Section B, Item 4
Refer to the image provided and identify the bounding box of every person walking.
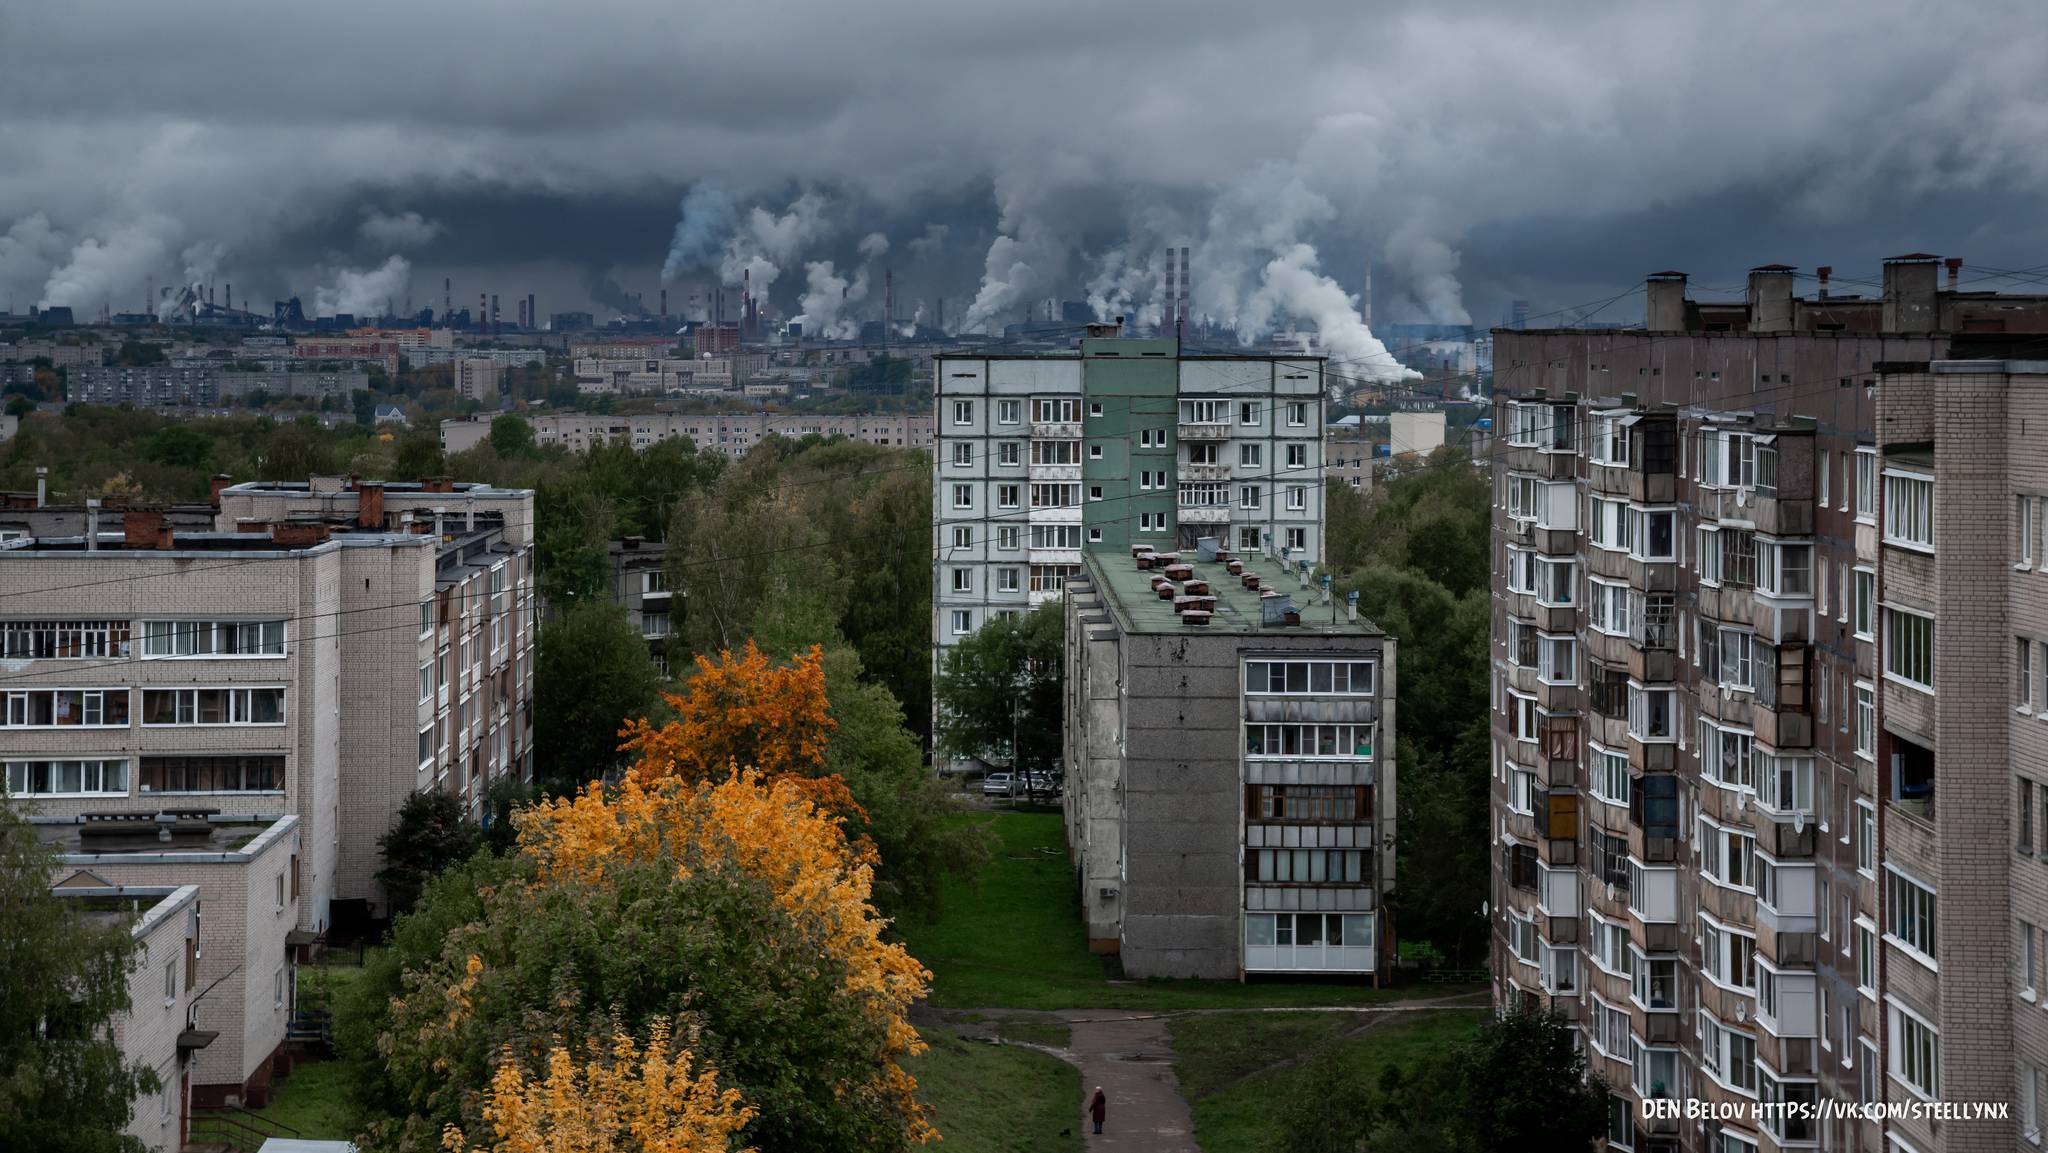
[1087,1086,1107,1135]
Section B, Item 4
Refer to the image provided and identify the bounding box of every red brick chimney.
[123,510,165,549]
[270,521,332,547]
[357,483,385,530]
[209,474,233,508]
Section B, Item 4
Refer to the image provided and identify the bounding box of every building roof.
[37,811,297,862]
[1082,547,1381,637]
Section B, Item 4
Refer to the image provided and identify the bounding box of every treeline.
[1322,450,1492,966]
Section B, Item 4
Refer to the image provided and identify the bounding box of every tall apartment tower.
[1487,260,2048,1153]
[932,329,1327,699]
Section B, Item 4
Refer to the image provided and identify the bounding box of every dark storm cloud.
[3,0,2046,344]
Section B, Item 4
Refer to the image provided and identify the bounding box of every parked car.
[980,772,1015,796]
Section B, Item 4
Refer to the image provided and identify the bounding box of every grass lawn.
[909,1027,1083,1153]
[899,810,1467,1011]
[253,1058,356,1140]
[1170,1009,1485,1153]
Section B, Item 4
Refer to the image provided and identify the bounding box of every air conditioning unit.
[1516,520,1536,540]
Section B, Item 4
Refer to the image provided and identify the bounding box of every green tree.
[373,789,481,919]
[143,424,213,470]
[1442,1005,1607,1153]
[394,428,443,478]
[351,388,376,427]
[113,341,164,367]
[532,602,666,790]
[1270,1049,1379,1153]
[5,393,33,417]
[933,603,1063,774]
[488,413,534,457]
[0,804,159,1153]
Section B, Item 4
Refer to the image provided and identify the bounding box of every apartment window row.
[1,688,130,728]
[1029,565,1080,593]
[1697,427,1756,490]
[1697,526,1757,588]
[1247,912,1371,948]
[0,619,132,660]
[141,687,285,727]
[141,619,286,658]
[1244,723,1375,759]
[1504,401,1573,450]
[1250,847,1366,884]
[140,755,286,794]
[5,758,130,796]
[1251,784,1368,822]
[1243,659,1375,696]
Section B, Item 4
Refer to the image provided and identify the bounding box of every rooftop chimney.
[1944,256,1963,291]
[35,466,47,509]
[85,499,100,551]
[209,473,232,508]
[270,521,332,547]
[122,509,166,549]
[1816,266,1833,301]
[356,482,385,530]
[1882,254,1940,333]
[1645,271,1689,331]
[1746,265,1796,333]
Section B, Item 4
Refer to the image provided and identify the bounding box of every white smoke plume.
[1238,245,1413,382]
[857,231,890,260]
[40,216,176,309]
[0,214,67,310]
[793,258,871,339]
[907,224,949,258]
[1384,218,1469,325]
[358,209,444,250]
[714,190,831,310]
[314,254,410,318]
[661,181,738,282]
[1085,244,1170,330]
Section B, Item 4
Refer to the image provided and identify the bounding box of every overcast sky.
[3,0,2045,353]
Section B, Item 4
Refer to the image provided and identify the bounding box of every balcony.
[1179,462,1231,482]
[1025,463,1082,482]
[1180,506,1231,525]
[1030,420,1082,439]
[1178,421,1230,441]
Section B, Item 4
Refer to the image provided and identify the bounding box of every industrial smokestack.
[527,293,535,331]
[937,296,945,332]
[1164,251,1177,335]
[479,293,487,330]
[660,288,668,320]
[1362,258,1373,328]
[490,293,500,335]
[225,284,231,314]
[444,277,453,322]
[35,466,47,509]
[1178,247,1190,335]
[884,269,894,330]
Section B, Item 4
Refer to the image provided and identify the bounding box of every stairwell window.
[2022,495,2037,568]
[952,400,974,425]
[1883,470,1934,549]
[1884,607,1935,691]
[1854,449,1877,523]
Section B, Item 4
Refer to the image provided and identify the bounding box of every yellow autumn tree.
[441,1019,754,1153]
[620,641,861,822]
[511,772,934,1144]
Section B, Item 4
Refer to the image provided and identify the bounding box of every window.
[1627,507,1676,561]
[1239,402,1261,426]
[1627,682,1675,742]
[1250,847,1365,883]
[1886,867,1938,962]
[1239,484,1263,509]
[1700,1011,1759,1095]
[418,725,434,768]
[1239,443,1263,468]
[2023,495,2038,567]
[951,526,973,550]
[4,759,129,796]
[1253,784,1366,821]
[1179,482,1229,508]
[1028,564,1080,593]
[1630,948,1679,1009]
[1699,819,1755,890]
[1286,443,1307,469]
[1029,439,1080,465]
[1589,496,1628,551]
[1030,483,1080,508]
[1507,691,1537,742]
[1539,636,1576,685]
[1286,401,1308,427]
[950,442,972,466]
[1852,568,1875,638]
[997,399,1020,424]
[1534,558,1575,606]
[2027,640,2040,712]
[0,619,132,659]
[1756,750,1813,816]
[1883,470,1934,548]
[996,484,1019,509]
[1245,723,1375,758]
[1030,524,1081,549]
[1699,722,1753,791]
[2023,920,2040,1000]
[1588,579,1631,636]
[1238,527,1260,551]
[1632,1040,1678,1100]
[1718,628,1754,690]
[1090,402,1103,417]
[997,525,1020,550]
[1857,801,1876,872]
[997,441,1020,466]
[1286,486,1306,511]
[141,619,285,658]
[1700,916,1756,991]
[2025,1061,2044,1145]
[1884,607,1935,689]
[1180,399,1226,424]
[950,568,972,594]
[951,484,973,510]
[1888,1002,1939,1100]
[952,400,974,425]
[0,688,130,727]
[1855,449,1877,522]
[139,755,285,793]
[1592,746,1631,806]
[1245,660,1376,695]
[1820,449,1831,506]
[1589,413,1631,466]
[1756,539,1811,596]
[141,687,285,726]
[2026,778,2039,854]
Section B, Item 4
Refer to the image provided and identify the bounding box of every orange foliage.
[440,1018,755,1153]
[622,641,835,786]
[512,772,933,1143]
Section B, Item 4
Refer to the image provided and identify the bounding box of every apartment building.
[453,358,505,403]
[1063,542,1394,979]
[0,477,535,928]
[1486,259,2048,1153]
[438,410,935,458]
[51,881,202,1151]
[608,536,673,673]
[46,813,301,1109]
[932,329,1327,669]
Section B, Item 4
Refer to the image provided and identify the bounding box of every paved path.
[1059,1012,1202,1152]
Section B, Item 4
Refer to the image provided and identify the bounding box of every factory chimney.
[884,269,894,331]
[479,293,487,331]
[444,277,453,322]
[527,293,535,331]
[1177,247,1190,336]
[937,297,945,332]
[490,294,500,335]
[1163,251,1177,335]
[225,284,232,315]
[660,288,668,321]
[743,268,753,340]
[1362,258,1373,328]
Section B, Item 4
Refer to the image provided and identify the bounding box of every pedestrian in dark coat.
[1088,1086,1108,1135]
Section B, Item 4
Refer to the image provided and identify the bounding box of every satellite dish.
[1735,1003,1748,1023]
[1792,811,1806,834]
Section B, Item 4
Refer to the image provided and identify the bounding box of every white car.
[980,772,1016,796]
